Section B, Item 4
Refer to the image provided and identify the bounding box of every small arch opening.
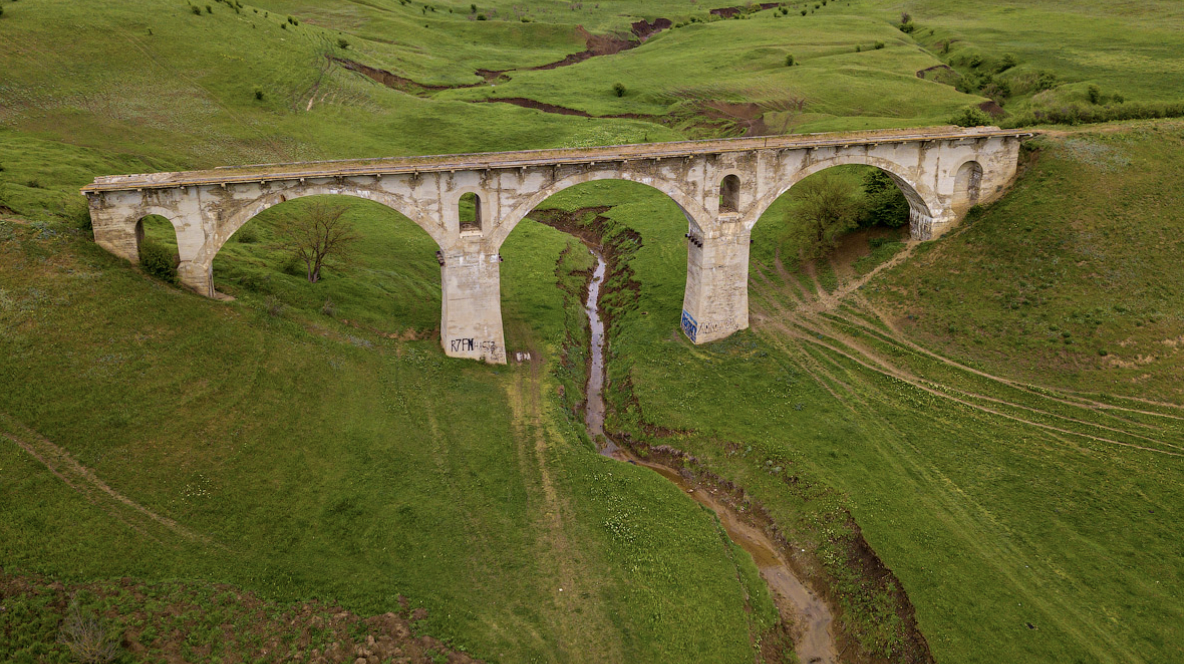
[719,174,740,213]
[135,214,180,284]
[459,192,482,232]
[953,161,983,213]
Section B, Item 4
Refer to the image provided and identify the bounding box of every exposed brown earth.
[711,3,781,19]
[0,571,481,664]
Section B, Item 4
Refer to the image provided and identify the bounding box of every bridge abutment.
[440,247,507,364]
[681,225,751,344]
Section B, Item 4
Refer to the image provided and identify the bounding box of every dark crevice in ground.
[546,209,935,663]
[479,97,657,120]
[710,3,781,18]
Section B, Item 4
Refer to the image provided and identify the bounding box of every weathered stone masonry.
[82,126,1031,363]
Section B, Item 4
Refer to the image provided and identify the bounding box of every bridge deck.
[82,126,1034,193]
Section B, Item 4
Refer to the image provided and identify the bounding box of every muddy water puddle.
[580,247,838,663]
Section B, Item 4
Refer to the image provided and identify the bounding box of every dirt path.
[0,411,214,546]
[504,349,625,663]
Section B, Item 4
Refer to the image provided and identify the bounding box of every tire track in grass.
[748,299,1154,661]
[0,411,214,547]
[752,260,1184,457]
[844,294,1184,423]
[791,312,1181,449]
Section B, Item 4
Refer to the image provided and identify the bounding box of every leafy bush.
[997,54,1017,73]
[140,242,178,284]
[613,82,626,97]
[950,106,992,127]
[191,5,201,15]
[1087,84,1102,105]
[338,38,350,49]
[1001,100,1184,127]
[874,41,885,50]
[254,89,264,101]
[785,54,795,67]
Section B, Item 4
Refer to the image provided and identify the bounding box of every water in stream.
[580,246,839,664]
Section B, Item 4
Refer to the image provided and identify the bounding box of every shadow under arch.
[490,169,710,249]
[746,156,939,234]
[211,193,444,332]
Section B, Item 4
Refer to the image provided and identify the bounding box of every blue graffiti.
[681,310,698,342]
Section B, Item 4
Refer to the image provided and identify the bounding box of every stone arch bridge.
[83,126,1031,364]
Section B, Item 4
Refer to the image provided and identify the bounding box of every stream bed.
[581,246,839,664]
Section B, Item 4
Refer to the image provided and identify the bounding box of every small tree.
[58,596,121,664]
[277,202,359,283]
[859,170,910,228]
[788,173,862,261]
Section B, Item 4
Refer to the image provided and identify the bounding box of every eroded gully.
[580,246,839,664]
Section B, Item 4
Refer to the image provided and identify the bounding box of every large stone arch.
[488,168,712,249]
[746,155,941,235]
[201,184,441,267]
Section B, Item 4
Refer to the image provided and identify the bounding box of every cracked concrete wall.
[86,132,1026,363]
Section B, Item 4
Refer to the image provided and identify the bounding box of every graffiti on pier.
[699,317,738,337]
[681,310,698,342]
[450,338,499,356]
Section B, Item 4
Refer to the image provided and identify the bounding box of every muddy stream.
[580,247,839,663]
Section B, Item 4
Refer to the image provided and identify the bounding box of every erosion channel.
[579,244,840,663]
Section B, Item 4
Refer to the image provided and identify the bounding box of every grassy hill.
[2,0,1184,662]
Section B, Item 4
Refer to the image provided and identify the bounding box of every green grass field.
[2,0,1184,662]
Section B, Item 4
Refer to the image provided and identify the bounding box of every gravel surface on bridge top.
[83,126,1033,192]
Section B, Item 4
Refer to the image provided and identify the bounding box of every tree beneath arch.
[858,170,910,228]
[788,173,862,260]
[277,201,360,283]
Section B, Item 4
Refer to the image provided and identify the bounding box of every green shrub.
[254,89,264,100]
[140,242,178,284]
[476,13,486,20]
[1087,84,1102,105]
[800,9,806,15]
[613,82,626,97]
[860,170,910,228]
[874,41,885,50]
[997,54,1017,73]
[191,5,201,15]
[234,225,260,243]
[785,54,795,67]
[470,3,477,12]
[338,38,350,49]
[205,5,212,14]
[950,106,992,127]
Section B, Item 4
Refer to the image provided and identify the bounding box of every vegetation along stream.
[580,245,839,663]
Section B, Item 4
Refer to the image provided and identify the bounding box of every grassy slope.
[593,123,1184,663]
[1,203,775,663]
[3,0,1184,662]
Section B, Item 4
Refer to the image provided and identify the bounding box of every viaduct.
[82,126,1031,364]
